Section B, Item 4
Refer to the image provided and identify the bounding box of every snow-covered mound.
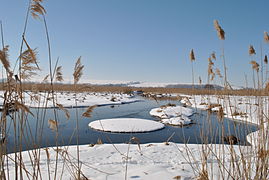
[89,118,165,133]
[161,116,192,126]
[150,105,193,118]
[150,105,194,125]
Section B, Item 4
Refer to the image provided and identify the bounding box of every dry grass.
[0,82,267,96]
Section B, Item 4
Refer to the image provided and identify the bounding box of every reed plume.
[0,45,11,74]
[55,66,63,82]
[48,119,57,131]
[56,103,70,119]
[14,100,34,116]
[250,60,259,72]
[82,105,97,118]
[31,0,46,19]
[264,31,269,43]
[249,45,256,55]
[73,56,84,84]
[211,52,216,60]
[199,76,202,84]
[216,68,223,78]
[42,74,49,83]
[213,20,225,40]
[189,49,195,61]
[264,55,268,64]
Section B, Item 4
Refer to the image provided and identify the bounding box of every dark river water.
[4,97,258,153]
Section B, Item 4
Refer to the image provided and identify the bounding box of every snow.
[0,91,139,108]
[178,94,268,147]
[89,118,165,133]
[150,105,194,125]
[161,116,192,126]
[150,106,193,119]
[1,89,267,179]
[5,142,261,180]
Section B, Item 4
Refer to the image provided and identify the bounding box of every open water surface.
[4,97,258,153]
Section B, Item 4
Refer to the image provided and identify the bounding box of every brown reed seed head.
[264,55,268,64]
[216,68,223,78]
[56,103,70,119]
[214,20,225,40]
[249,45,256,55]
[31,1,46,19]
[55,66,64,82]
[250,60,259,72]
[42,74,49,83]
[199,76,202,84]
[73,56,84,84]
[48,119,57,131]
[189,49,195,61]
[211,52,216,60]
[264,31,269,43]
[82,105,97,118]
[208,57,214,66]
[0,46,11,74]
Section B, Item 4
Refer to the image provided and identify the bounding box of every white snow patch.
[161,115,192,126]
[150,105,193,126]
[5,143,260,180]
[0,91,139,108]
[150,106,193,119]
[89,118,165,133]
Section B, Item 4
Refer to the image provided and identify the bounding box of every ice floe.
[89,118,165,133]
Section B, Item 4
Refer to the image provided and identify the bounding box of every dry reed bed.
[0,82,268,96]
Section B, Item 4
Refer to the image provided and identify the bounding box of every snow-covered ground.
[5,142,261,180]
[89,118,165,133]
[150,105,194,126]
[178,94,268,148]
[0,91,139,108]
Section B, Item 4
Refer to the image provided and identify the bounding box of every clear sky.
[1,0,269,86]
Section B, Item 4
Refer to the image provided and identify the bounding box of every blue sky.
[1,0,269,86]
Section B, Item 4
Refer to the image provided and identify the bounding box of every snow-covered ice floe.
[0,91,139,108]
[150,105,193,126]
[89,118,165,133]
[5,143,260,180]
